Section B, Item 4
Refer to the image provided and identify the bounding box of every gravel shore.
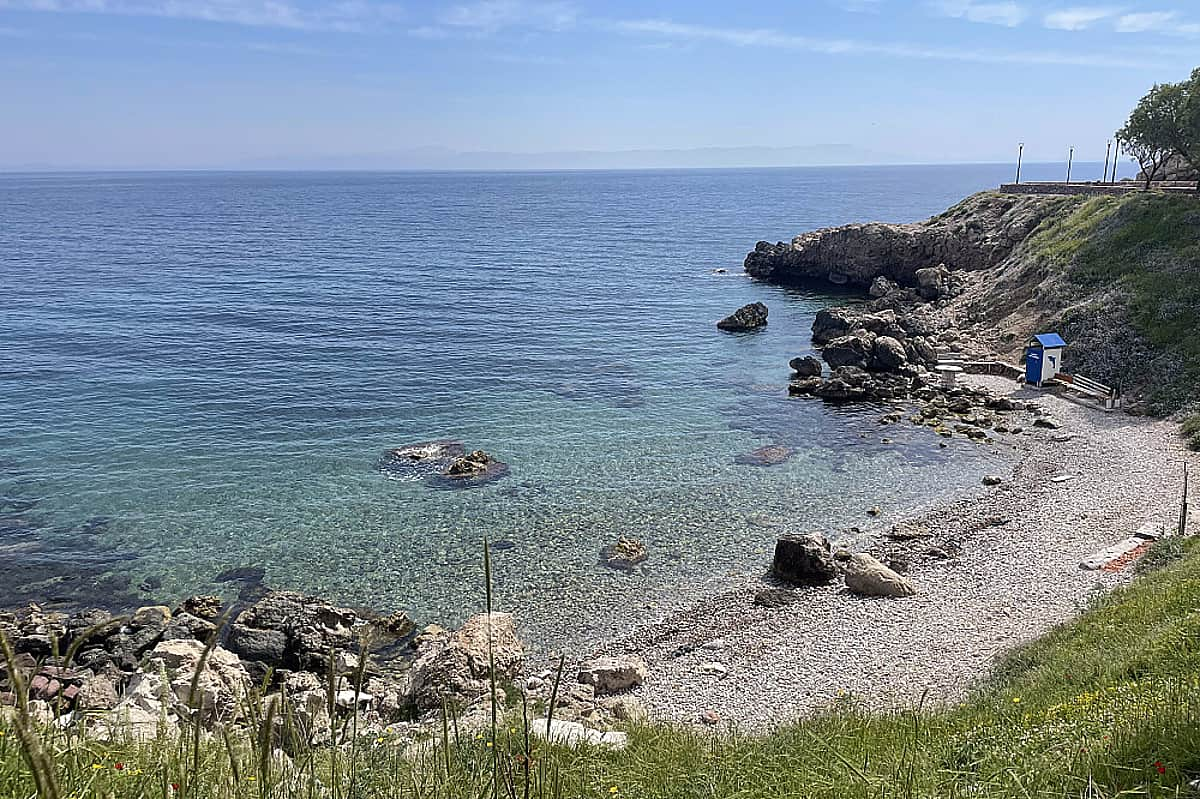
[600,375,1196,728]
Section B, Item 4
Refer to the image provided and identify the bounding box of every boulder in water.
[716,302,768,331]
[771,533,838,584]
[601,537,648,570]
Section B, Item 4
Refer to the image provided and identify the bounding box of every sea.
[0,163,1080,648]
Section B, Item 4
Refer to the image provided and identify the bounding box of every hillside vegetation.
[4,538,1199,798]
[969,191,1200,416]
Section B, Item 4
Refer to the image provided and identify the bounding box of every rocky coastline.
[5,189,1196,744]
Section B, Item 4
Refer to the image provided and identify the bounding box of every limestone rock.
[870,336,909,372]
[823,334,872,369]
[530,718,628,749]
[408,612,523,710]
[843,554,917,598]
[577,655,647,694]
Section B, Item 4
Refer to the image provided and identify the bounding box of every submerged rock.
[601,537,648,570]
[428,450,511,490]
[734,444,795,467]
[716,302,768,331]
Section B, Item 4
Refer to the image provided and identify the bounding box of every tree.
[1171,67,1200,191]
[1118,82,1183,188]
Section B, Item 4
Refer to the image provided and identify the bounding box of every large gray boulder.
[843,554,917,598]
[870,336,909,372]
[772,533,838,584]
[716,302,768,331]
[822,334,872,369]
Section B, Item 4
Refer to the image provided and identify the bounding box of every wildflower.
[1012,697,1021,704]
[1155,761,1166,775]
[610,787,619,794]
[486,741,494,748]
[114,763,125,771]
[376,737,385,744]
[92,764,104,770]
[247,776,257,782]
[171,783,180,792]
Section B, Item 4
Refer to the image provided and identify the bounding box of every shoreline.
[590,374,1194,728]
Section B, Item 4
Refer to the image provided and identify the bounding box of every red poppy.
[114,763,124,771]
[1155,761,1166,775]
[171,784,180,792]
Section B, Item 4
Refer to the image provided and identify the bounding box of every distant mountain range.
[2,144,909,172]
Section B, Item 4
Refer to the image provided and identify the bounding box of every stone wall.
[1000,182,1197,197]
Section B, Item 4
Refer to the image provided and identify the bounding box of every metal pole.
[1181,463,1189,537]
[1103,141,1111,186]
[1111,140,1121,182]
[1066,147,1074,185]
[1015,143,1024,184]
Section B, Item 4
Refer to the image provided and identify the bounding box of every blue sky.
[0,0,1197,168]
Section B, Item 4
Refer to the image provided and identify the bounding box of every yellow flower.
[486,741,494,748]
[610,787,620,794]
[92,764,104,770]
[376,737,385,744]
[247,776,257,782]
[1012,697,1021,704]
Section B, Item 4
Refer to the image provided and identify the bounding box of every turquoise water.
[0,165,1042,645]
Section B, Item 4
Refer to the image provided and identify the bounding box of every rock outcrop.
[577,655,647,694]
[716,302,768,331]
[744,193,1060,289]
[407,612,523,710]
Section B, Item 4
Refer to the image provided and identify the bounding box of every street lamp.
[1103,140,1112,186]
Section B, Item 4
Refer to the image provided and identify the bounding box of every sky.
[0,0,1197,169]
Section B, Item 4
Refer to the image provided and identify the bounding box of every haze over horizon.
[1,0,1197,170]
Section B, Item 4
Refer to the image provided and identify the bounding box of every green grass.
[1182,414,1200,451]
[4,538,1200,798]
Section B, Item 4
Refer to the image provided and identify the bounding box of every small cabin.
[1024,332,1066,387]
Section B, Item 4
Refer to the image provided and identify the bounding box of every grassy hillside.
[4,538,1199,798]
[1006,192,1200,415]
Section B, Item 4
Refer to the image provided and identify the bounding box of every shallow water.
[0,165,1058,646]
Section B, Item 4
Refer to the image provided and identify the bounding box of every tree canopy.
[1118,67,1200,189]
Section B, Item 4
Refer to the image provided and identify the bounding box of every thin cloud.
[0,0,405,32]
[1114,11,1176,32]
[610,18,1161,68]
[929,0,1028,27]
[437,0,577,33]
[1044,6,1119,30]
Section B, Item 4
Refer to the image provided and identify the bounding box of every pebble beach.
[598,375,1196,728]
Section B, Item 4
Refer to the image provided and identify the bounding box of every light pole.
[1111,139,1121,182]
[1103,140,1112,186]
[1066,147,1074,185]
[1015,142,1024,184]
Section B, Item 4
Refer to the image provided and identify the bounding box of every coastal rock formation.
[716,302,768,331]
[744,193,1059,289]
[843,553,917,598]
[771,533,838,584]
[431,450,511,489]
[407,612,523,710]
[789,355,822,377]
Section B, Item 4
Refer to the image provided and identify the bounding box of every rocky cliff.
[744,191,1200,414]
[744,193,1064,289]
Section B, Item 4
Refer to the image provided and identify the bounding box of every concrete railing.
[1000,182,1198,197]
